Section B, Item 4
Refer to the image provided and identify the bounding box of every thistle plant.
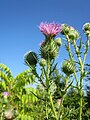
[24,22,90,120]
[0,22,90,120]
[25,22,62,120]
[61,23,90,120]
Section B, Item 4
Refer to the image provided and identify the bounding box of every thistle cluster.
[61,24,79,42]
[24,22,62,65]
[0,21,90,120]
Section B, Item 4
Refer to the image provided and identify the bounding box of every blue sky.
[0,0,90,76]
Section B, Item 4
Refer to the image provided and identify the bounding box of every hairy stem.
[73,40,84,120]
[50,94,58,120]
[46,56,57,119]
[66,36,79,85]
[57,75,70,119]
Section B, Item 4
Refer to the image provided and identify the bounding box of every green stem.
[46,100,48,119]
[79,89,83,120]
[83,37,90,64]
[57,97,63,120]
[46,56,50,87]
[79,37,90,120]
[66,36,73,61]
[49,94,58,120]
[73,40,84,120]
[57,75,70,119]
[46,56,58,119]
[66,36,79,86]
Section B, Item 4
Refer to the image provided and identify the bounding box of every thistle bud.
[40,39,59,60]
[83,23,90,31]
[55,38,62,46]
[4,109,14,120]
[68,30,79,41]
[61,24,70,35]
[83,23,90,36]
[40,58,47,66]
[24,51,38,66]
[62,60,75,75]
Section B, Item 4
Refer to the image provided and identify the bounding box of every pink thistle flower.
[39,22,62,38]
[2,92,10,97]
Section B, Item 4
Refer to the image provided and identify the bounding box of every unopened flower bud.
[4,109,14,120]
[83,23,90,36]
[40,39,59,60]
[40,58,47,66]
[24,51,38,66]
[62,60,75,75]
[55,38,62,46]
[68,30,79,41]
[61,24,70,35]
[83,23,90,31]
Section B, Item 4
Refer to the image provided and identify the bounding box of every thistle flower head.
[4,109,14,120]
[39,22,62,38]
[2,92,10,97]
